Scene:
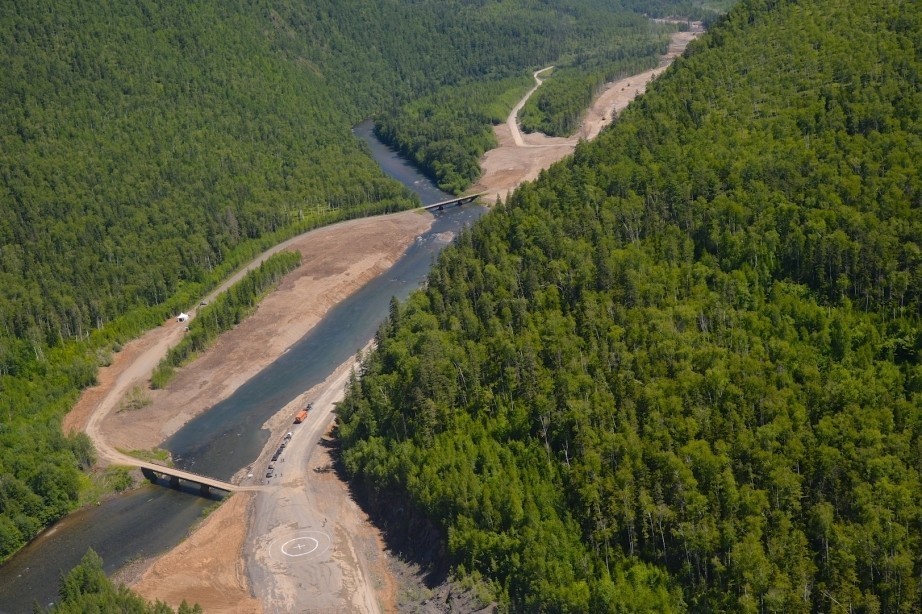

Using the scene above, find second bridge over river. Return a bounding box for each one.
[422,193,484,211]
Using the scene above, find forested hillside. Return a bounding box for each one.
[0,0,697,562]
[339,0,922,610]
[376,0,727,192]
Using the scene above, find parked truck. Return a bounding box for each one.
[294,401,314,424]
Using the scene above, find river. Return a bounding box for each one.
[0,120,484,613]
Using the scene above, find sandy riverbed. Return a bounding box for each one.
[64,210,433,611]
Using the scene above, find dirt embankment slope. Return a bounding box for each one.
[131,493,260,613]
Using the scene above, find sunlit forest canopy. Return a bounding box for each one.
[339,0,922,610]
[0,0,715,562]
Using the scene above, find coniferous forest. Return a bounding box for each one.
[373,4,687,193]
[48,549,201,613]
[0,0,713,564]
[338,0,922,610]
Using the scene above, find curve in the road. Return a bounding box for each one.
[507,66,556,148]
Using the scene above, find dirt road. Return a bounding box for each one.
[244,355,390,613]
[472,25,703,203]
[66,210,433,612]
[507,67,553,147]
[64,23,703,613]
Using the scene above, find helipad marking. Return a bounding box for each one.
[269,530,332,562]
[282,536,320,557]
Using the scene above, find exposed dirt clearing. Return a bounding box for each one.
[243,353,396,612]
[472,25,702,203]
[132,493,261,613]
[579,28,702,141]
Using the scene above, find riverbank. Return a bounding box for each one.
[128,493,260,613]
[61,24,703,612]
[63,209,433,611]
[66,210,433,453]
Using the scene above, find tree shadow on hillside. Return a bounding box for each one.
[318,430,450,590]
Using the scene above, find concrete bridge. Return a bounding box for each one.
[139,463,239,496]
[422,193,484,212]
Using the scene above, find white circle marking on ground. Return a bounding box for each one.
[268,530,332,563]
[282,536,320,557]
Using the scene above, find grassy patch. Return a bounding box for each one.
[199,499,225,521]
[117,385,152,413]
[120,447,172,465]
[453,570,500,608]
[77,466,137,506]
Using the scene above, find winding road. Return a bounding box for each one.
[74,22,704,611]
[507,66,554,147]
[82,247,302,488]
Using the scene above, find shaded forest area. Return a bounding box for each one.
[339,0,921,610]
[0,0,703,562]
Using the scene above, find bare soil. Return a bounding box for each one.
[472,26,703,203]
[96,210,432,453]
[131,494,261,613]
[63,25,702,612]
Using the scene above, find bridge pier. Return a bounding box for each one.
[200,484,211,496]
[170,475,180,489]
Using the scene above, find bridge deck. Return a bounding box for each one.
[139,461,238,492]
[422,193,485,211]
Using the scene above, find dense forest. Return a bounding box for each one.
[517,43,665,138]
[339,0,922,610]
[0,0,713,563]
[375,1,730,192]
[374,75,535,194]
[43,549,201,613]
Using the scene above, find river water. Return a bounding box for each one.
[0,120,484,613]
